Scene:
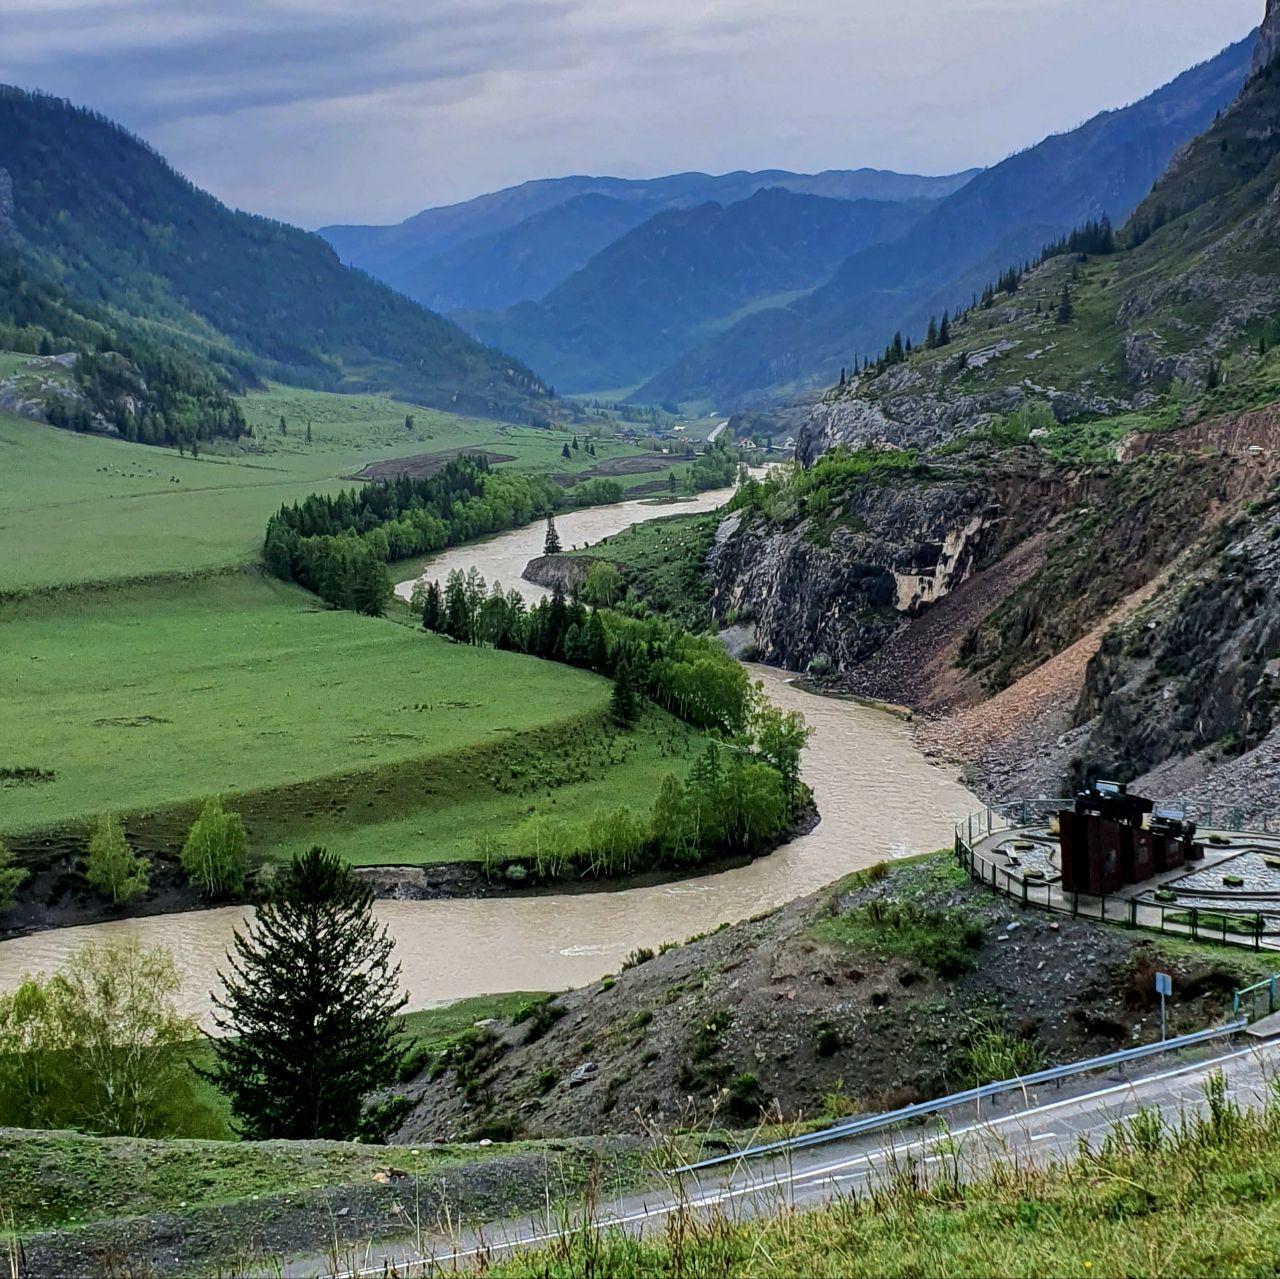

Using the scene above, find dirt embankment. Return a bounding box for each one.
[355,450,516,481]
[394,856,1257,1144]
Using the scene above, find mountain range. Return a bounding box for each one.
[0,87,551,427]
[320,29,1257,410]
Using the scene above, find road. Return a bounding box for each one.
[282,1037,1280,1277]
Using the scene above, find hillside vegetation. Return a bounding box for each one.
[0,87,550,425]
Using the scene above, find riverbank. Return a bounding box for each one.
[0,804,820,942]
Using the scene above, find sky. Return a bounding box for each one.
[0,0,1262,229]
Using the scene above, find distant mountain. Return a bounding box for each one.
[319,168,978,311]
[457,189,934,394]
[639,31,1258,408]
[0,87,551,425]
[387,194,666,314]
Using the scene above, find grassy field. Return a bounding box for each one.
[0,383,693,595]
[0,572,707,861]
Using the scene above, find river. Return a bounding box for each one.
[0,489,978,1025]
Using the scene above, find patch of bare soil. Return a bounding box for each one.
[355,450,516,482]
[394,857,1252,1144]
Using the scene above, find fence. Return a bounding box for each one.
[956,806,1273,952]
[1235,975,1280,1023]
[671,1020,1247,1174]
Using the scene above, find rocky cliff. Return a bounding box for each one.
[1254,0,1280,76]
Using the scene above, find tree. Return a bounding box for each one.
[442,569,471,642]
[938,311,952,347]
[668,471,678,493]
[421,580,443,632]
[208,846,406,1140]
[0,840,26,912]
[750,702,812,805]
[1057,282,1074,324]
[572,435,581,451]
[610,658,640,726]
[305,422,312,445]
[583,560,625,608]
[544,515,562,556]
[84,814,149,904]
[279,414,287,436]
[562,442,572,461]
[352,551,392,618]
[405,414,415,431]
[0,939,198,1137]
[181,798,248,897]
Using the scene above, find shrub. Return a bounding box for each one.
[180,797,248,897]
[0,840,27,911]
[84,814,148,905]
[814,1020,842,1058]
[726,1072,767,1121]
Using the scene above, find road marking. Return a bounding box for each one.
[330,1043,1273,1279]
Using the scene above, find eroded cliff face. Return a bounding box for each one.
[707,468,1058,673]
[1254,0,1280,77]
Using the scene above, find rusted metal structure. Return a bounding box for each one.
[1059,782,1202,895]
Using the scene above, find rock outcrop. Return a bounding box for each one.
[1253,0,1280,77]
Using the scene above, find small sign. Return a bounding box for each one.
[1156,972,1173,997]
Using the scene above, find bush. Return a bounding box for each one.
[180,797,248,897]
[727,1072,767,1121]
[84,814,149,904]
[0,840,27,911]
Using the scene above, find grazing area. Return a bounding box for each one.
[0,390,690,595]
[0,571,710,868]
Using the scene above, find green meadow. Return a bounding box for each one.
[1,572,704,860]
[0,380,688,595]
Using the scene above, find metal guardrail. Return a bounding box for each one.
[671,1021,1247,1175]
[1235,975,1280,1022]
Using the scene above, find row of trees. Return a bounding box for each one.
[416,569,756,735]
[263,456,624,615]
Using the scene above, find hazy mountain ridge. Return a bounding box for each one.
[319,167,978,314]
[456,188,934,394]
[639,31,1259,408]
[0,87,551,424]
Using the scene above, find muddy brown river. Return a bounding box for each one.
[0,490,978,1025]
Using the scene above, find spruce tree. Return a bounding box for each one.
[421,580,443,632]
[1057,282,1074,324]
[562,442,572,460]
[610,658,640,726]
[85,813,149,904]
[353,552,391,618]
[925,317,939,349]
[938,312,951,347]
[208,846,406,1140]
[544,516,562,556]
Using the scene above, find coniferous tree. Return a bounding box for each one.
[421,580,443,632]
[208,846,406,1140]
[561,442,572,460]
[925,317,939,349]
[544,515,562,556]
[304,423,312,445]
[938,311,951,347]
[85,813,149,904]
[442,570,471,642]
[610,657,640,726]
[1057,282,1074,324]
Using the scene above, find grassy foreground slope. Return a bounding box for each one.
[0,572,706,861]
[490,1081,1280,1278]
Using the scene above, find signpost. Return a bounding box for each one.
[1156,971,1173,1040]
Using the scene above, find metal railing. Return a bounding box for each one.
[956,807,1276,952]
[672,1021,1247,1175]
[1235,975,1280,1023]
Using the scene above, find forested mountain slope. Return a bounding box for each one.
[641,31,1258,408]
[0,88,551,425]
[460,189,932,394]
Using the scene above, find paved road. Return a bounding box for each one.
[285,1039,1280,1278]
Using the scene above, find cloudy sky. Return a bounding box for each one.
[1,0,1262,229]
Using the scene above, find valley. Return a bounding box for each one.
[4,5,1280,1276]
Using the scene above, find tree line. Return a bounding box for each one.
[262,455,623,615]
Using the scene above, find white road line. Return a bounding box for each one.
[331,1043,1272,1279]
